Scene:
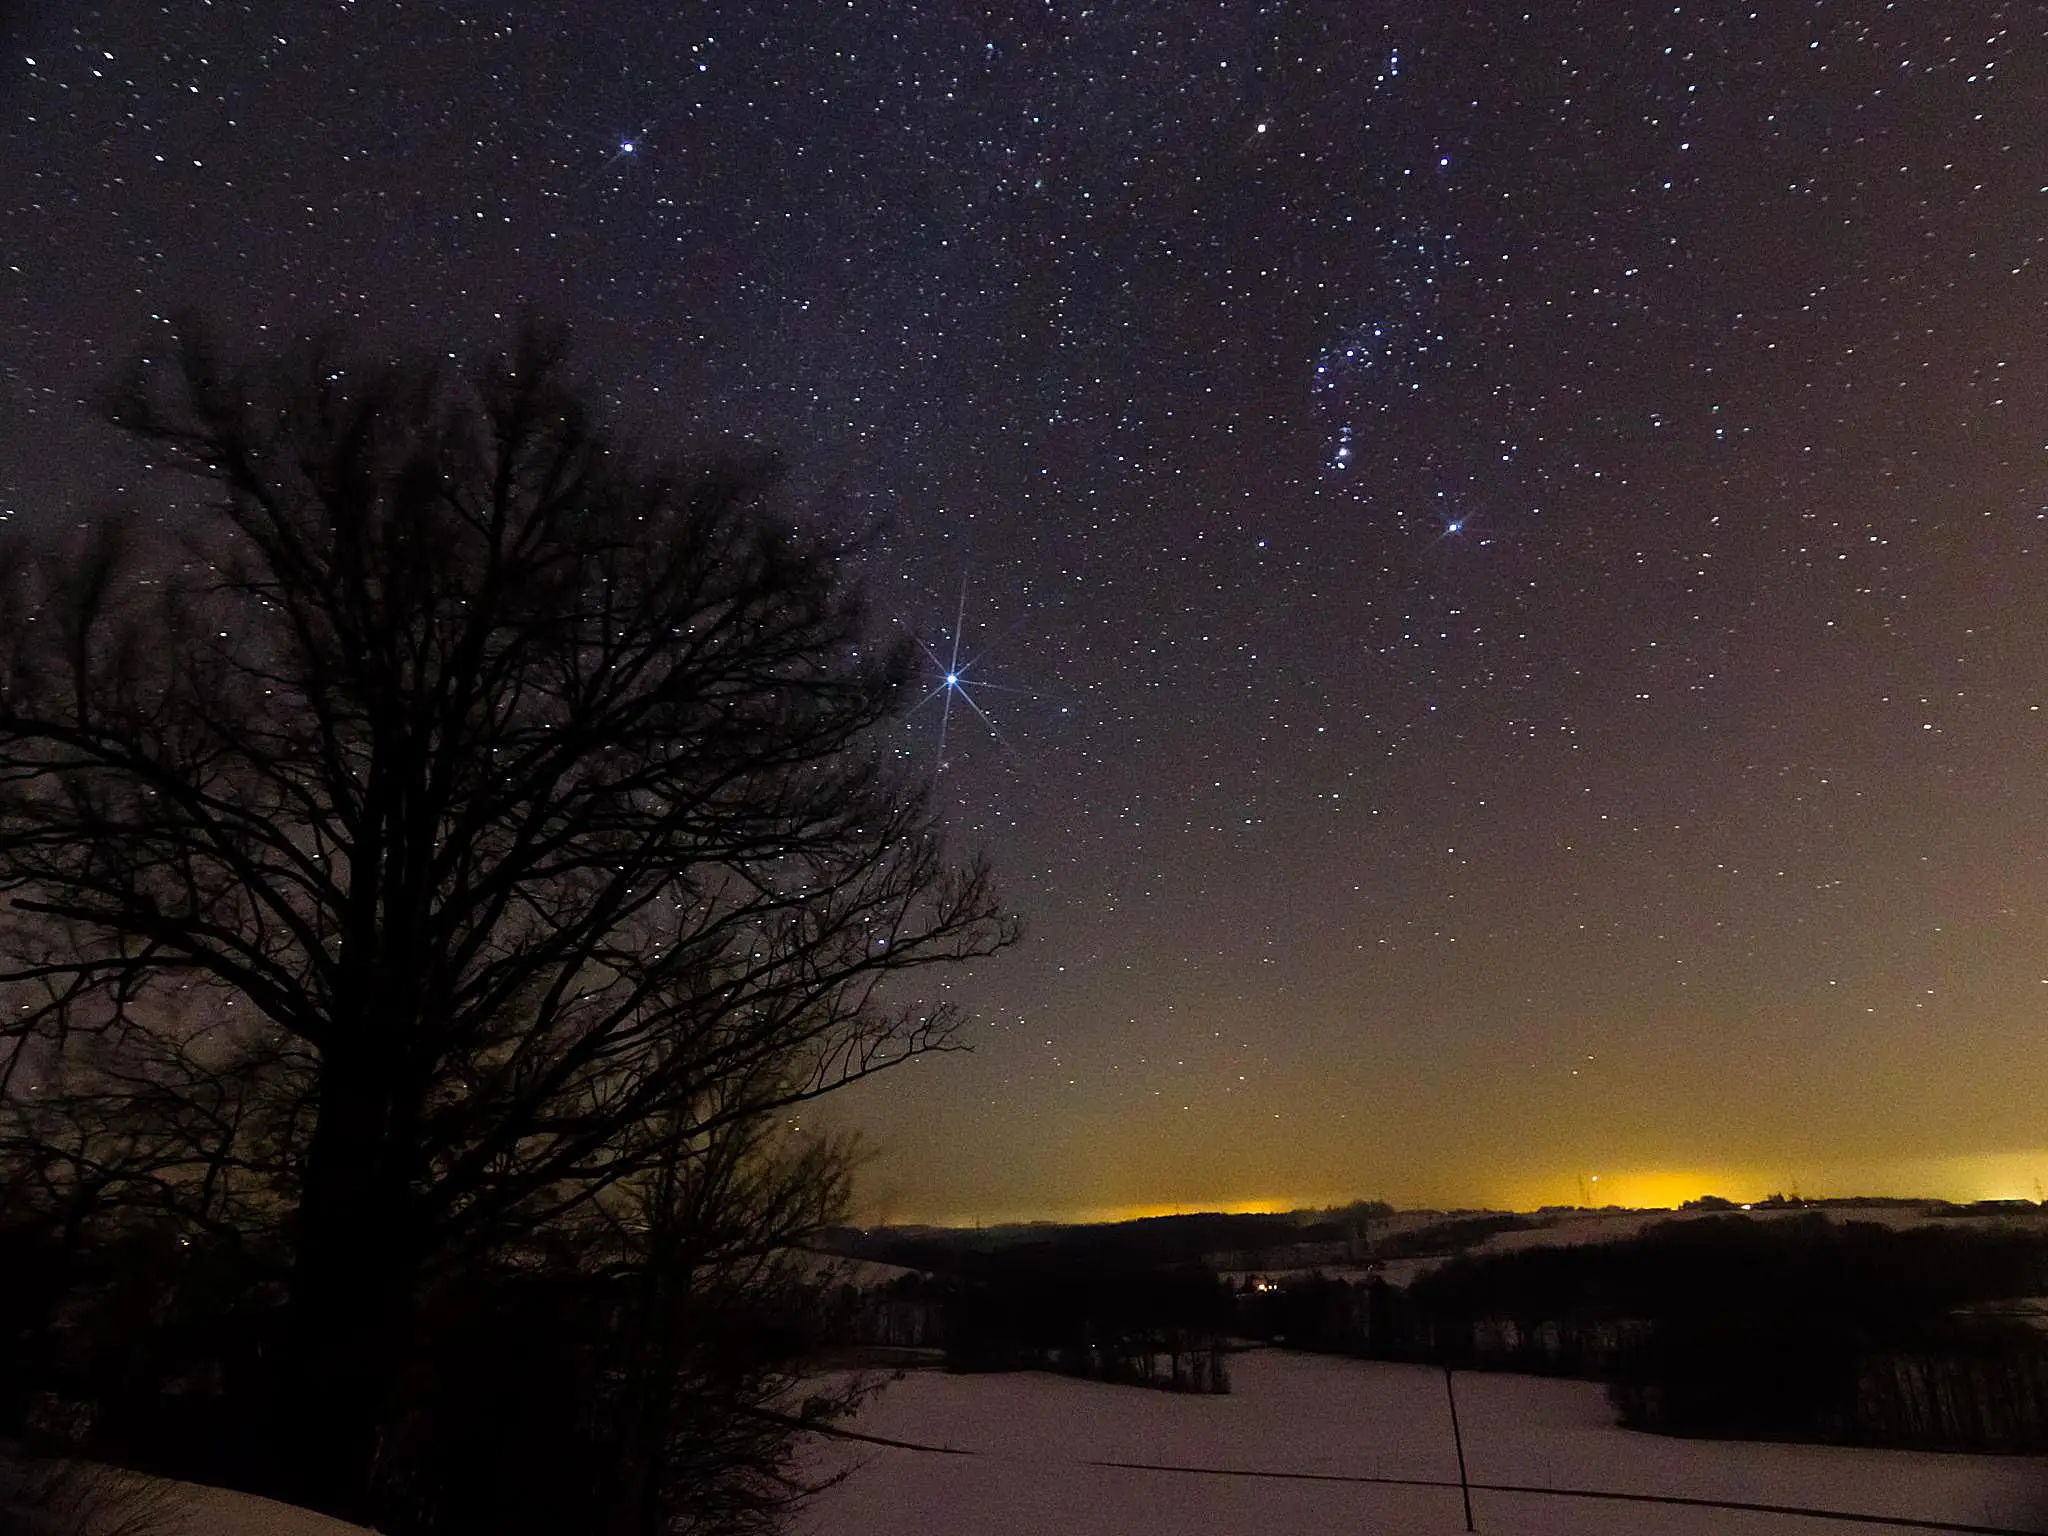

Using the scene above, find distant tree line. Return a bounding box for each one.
[939,1255,1233,1393]
[1238,1215,2048,1452]
[825,1229,1240,1395]
[834,1205,1394,1272]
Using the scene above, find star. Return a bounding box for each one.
[902,577,1063,787]
[906,579,1006,783]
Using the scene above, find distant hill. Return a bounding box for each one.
[822,1210,1359,1272]
[822,1196,2047,1279]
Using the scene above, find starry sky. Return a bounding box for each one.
[3,2,2045,1222]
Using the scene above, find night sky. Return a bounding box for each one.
[3,3,2045,1222]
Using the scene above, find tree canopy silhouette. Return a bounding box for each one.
[0,323,1014,1527]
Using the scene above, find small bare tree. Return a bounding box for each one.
[0,324,1014,1527]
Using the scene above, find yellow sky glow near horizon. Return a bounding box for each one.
[862,1146,2048,1228]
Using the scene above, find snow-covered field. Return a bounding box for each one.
[801,1349,2048,1535]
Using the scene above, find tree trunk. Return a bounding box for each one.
[276,1059,422,1522]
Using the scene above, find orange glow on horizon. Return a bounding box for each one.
[892,1194,1343,1229]
[864,1149,2048,1229]
[1489,1149,2048,1215]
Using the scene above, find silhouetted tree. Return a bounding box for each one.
[0,323,1014,1529]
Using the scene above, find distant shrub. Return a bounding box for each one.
[1607,1306,1866,1440]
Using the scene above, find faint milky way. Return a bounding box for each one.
[1,1,2044,1221]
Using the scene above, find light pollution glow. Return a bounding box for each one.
[865,1148,2048,1229]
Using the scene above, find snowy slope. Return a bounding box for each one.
[158,1484,374,1536]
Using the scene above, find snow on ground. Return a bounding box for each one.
[155,1483,373,1536]
[802,1349,2048,1536]
[0,1464,373,1536]
[29,1344,2046,1535]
